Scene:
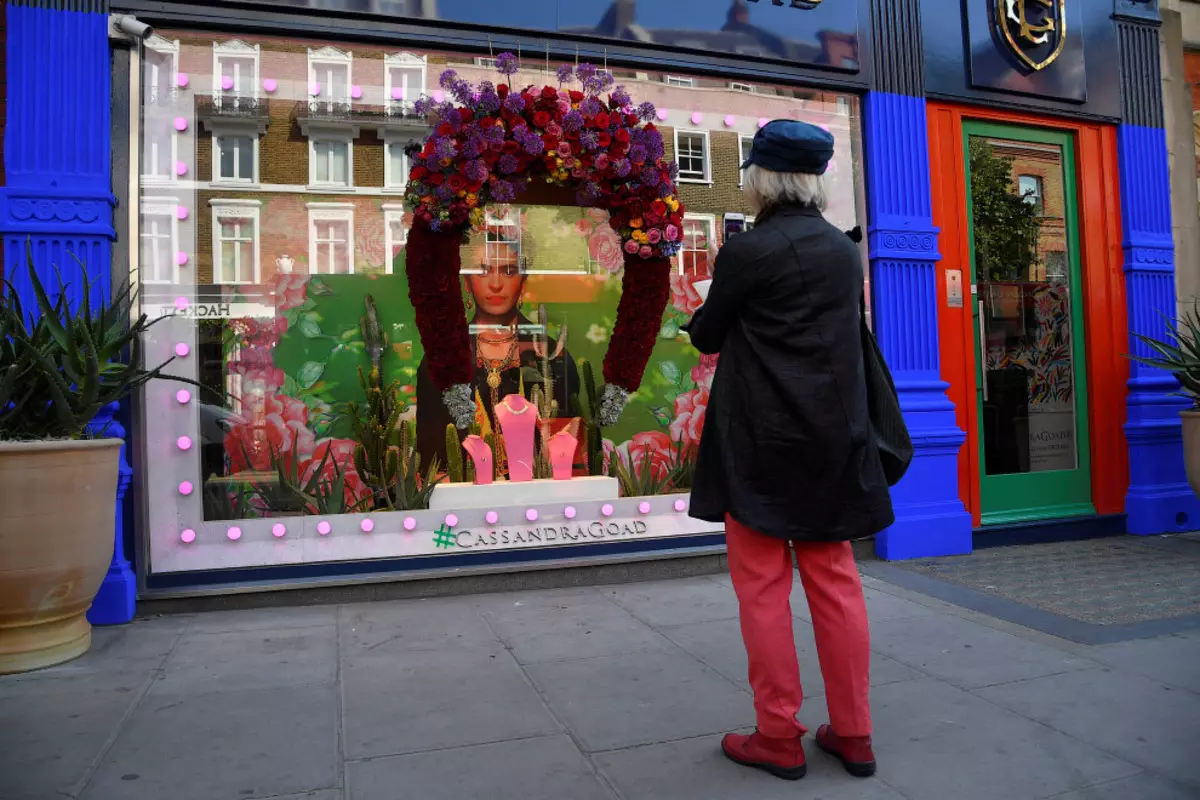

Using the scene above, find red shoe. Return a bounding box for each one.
[721,731,807,780]
[816,724,876,777]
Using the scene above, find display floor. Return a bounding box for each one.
[3,569,1198,799]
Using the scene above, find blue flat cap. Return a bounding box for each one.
[741,120,834,175]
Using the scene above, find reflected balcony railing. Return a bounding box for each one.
[197,93,270,119]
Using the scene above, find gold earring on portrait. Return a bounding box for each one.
[464,292,474,311]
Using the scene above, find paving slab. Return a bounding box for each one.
[791,584,941,625]
[150,626,338,696]
[1088,631,1200,693]
[339,596,498,655]
[346,735,613,800]
[603,576,741,627]
[869,611,1096,689]
[188,604,337,634]
[1045,772,1200,800]
[976,666,1200,789]
[659,615,922,699]
[525,647,754,752]
[481,590,673,664]
[83,685,339,800]
[867,679,1140,799]
[341,644,560,759]
[0,675,150,800]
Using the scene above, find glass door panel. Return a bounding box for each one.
[963,122,1093,524]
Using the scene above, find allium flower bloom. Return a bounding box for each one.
[636,101,657,121]
[562,110,584,132]
[499,154,520,174]
[580,97,602,116]
[613,158,632,177]
[434,137,458,160]
[492,180,516,201]
[556,64,574,84]
[629,144,648,163]
[503,94,526,114]
[494,52,520,76]
[611,86,632,108]
[438,69,458,89]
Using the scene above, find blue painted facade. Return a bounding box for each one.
[0,0,1193,604]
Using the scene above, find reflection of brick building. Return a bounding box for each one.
[994,141,1068,282]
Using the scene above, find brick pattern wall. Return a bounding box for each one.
[995,143,1067,281]
[662,126,755,238]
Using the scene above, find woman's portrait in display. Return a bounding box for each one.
[415,207,580,468]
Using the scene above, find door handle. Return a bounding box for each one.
[978,299,988,403]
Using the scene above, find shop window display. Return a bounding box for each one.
[136,32,863,572]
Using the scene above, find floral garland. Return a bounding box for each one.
[404,53,684,428]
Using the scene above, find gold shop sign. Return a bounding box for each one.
[997,0,1067,72]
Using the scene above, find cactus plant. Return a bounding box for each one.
[445,423,465,483]
[579,359,605,476]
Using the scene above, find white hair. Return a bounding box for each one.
[742,164,828,214]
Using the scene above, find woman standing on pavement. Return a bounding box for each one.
[684,119,894,781]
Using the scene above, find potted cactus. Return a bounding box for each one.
[0,249,178,673]
[1129,302,1200,497]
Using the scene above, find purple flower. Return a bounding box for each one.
[499,154,520,174]
[523,136,545,156]
[492,180,516,202]
[503,94,526,114]
[434,137,458,160]
[556,64,575,85]
[659,182,675,198]
[435,184,456,201]
[463,137,485,159]
[478,90,501,113]
[465,159,489,182]
[413,97,435,115]
[645,134,665,161]
[643,168,661,187]
[610,86,631,108]
[444,108,463,127]
[579,97,602,117]
[667,162,679,180]
[439,69,458,90]
[575,63,597,83]
[584,70,614,95]
[580,130,599,150]
[613,158,631,177]
[494,52,520,77]
[484,125,506,143]
[636,102,657,121]
[629,144,648,163]
[562,110,584,132]
[583,181,601,200]
[451,79,474,105]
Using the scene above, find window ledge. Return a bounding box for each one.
[306,184,356,192]
[678,178,713,186]
[212,181,262,190]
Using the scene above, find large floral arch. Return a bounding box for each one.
[403,53,685,429]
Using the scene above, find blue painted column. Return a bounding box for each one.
[864,0,973,559]
[1115,5,1200,534]
[0,1,136,621]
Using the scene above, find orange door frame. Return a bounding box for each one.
[925,102,1129,526]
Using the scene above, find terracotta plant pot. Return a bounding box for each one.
[0,439,120,674]
[1181,410,1200,499]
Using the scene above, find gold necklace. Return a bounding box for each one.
[500,395,532,415]
[477,337,519,413]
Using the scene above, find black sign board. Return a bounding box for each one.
[964,0,1088,103]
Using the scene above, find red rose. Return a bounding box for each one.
[502,140,521,154]
[428,172,445,186]
[300,438,371,509]
[498,84,510,98]
[542,134,559,151]
[615,128,631,143]
[645,123,657,132]
[625,113,639,126]
[467,179,484,193]
[569,90,584,103]
[437,123,453,137]
[597,132,612,147]
[541,85,557,99]
[651,199,667,215]
[459,107,474,123]
[543,156,558,171]
[614,431,675,484]
[410,165,429,181]
[225,393,314,474]
[533,111,552,129]
[483,150,499,164]
[480,116,496,128]
[670,388,709,453]
[594,111,611,129]
[448,174,467,191]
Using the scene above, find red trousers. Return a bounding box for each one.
[725,514,872,739]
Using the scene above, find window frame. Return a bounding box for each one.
[383,137,410,191]
[210,199,262,285]
[212,39,261,108]
[211,128,260,185]
[307,202,356,276]
[1018,174,1045,214]
[664,74,695,87]
[483,207,522,273]
[139,198,180,285]
[729,81,755,93]
[307,46,354,109]
[383,51,427,116]
[144,34,180,107]
[739,134,755,187]
[382,203,407,275]
[674,129,712,184]
[679,213,716,279]
[308,133,355,188]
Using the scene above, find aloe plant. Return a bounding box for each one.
[579,359,605,476]
[1129,302,1200,408]
[0,244,182,440]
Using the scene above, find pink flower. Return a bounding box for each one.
[670,387,709,451]
[556,98,570,115]
[624,238,640,254]
[647,228,662,244]
[639,245,653,258]
[563,156,578,169]
[602,438,617,475]
[691,353,719,392]
[575,217,593,236]
[586,208,610,224]
[664,224,680,242]
[225,392,314,474]
[595,154,611,170]
[588,225,625,273]
[572,167,587,179]
[300,438,372,507]
[615,431,675,483]
[270,272,308,311]
[546,122,563,138]
[670,270,705,315]
[557,142,572,157]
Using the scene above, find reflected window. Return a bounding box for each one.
[665,75,695,87]
[143,118,176,182]
[213,40,260,109]
[385,141,409,189]
[739,135,754,186]
[730,82,755,93]
[680,215,714,279]
[310,138,352,187]
[1019,174,1044,214]
[308,204,354,274]
[211,200,261,284]
[215,134,257,183]
[383,205,408,274]
[676,130,711,183]
[140,200,179,285]
[485,208,522,269]
[384,52,426,117]
[308,46,353,112]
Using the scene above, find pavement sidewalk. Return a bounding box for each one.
[2,567,1198,800]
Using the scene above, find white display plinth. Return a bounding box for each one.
[429,476,620,511]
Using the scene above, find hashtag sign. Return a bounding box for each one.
[433,524,456,549]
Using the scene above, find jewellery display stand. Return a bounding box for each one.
[428,475,620,511]
[462,435,494,485]
[494,394,538,483]
[541,418,581,481]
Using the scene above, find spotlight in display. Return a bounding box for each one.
[272,523,287,538]
[403,516,417,531]
[173,116,188,131]
[485,510,499,525]
[178,481,193,495]
[564,506,577,520]
[525,508,538,522]
[690,112,703,125]
[175,250,189,265]
[350,85,362,99]
[176,205,189,220]
[176,435,192,451]
[180,528,196,543]
[444,513,458,527]
[724,115,736,127]
[174,342,191,358]
[360,518,375,533]
[175,73,189,88]
[263,78,278,93]
[175,389,191,404]
[317,521,332,535]
[638,501,652,514]
[227,526,242,541]
[175,162,188,177]
[674,498,687,512]
[601,504,614,517]
[174,297,189,311]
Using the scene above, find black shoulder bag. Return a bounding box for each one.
[859,293,913,486]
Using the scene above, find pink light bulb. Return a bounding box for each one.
[758,117,769,129]
[221,75,234,91]
[674,498,687,512]
[403,516,417,531]
[444,513,458,528]
[272,523,287,538]
[174,342,191,358]
[180,528,196,543]
[525,508,538,522]
[350,84,363,99]
[176,73,190,89]
[178,481,194,495]
[176,435,192,451]
[432,90,445,103]
[309,81,321,97]
[317,521,332,535]
[564,506,577,520]
[176,206,189,221]
[656,108,669,121]
[360,518,375,533]
[174,296,189,312]
[263,78,278,93]
[724,114,736,127]
[175,161,188,177]
[176,389,191,404]
[638,501,652,514]
[175,251,189,266]
[485,510,499,525]
[173,116,188,132]
[601,503,614,517]
[690,111,703,125]
[227,526,242,541]
[391,87,405,100]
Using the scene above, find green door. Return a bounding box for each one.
[962,121,1093,525]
